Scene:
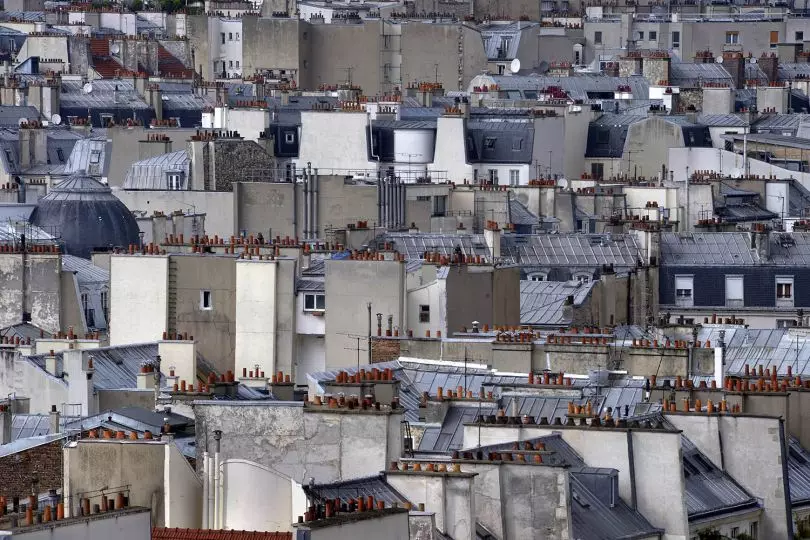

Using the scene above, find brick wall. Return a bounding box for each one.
[0,439,63,500]
[371,337,401,363]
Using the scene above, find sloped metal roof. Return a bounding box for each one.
[681,435,759,519]
[11,414,51,440]
[61,254,110,284]
[508,198,538,226]
[660,231,810,266]
[305,473,411,506]
[123,149,190,190]
[697,114,748,127]
[0,322,51,341]
[789,436,810,507]
[465,433,585,467]
[0,433,67,458]
[418,403,498,452]
[27,343,161,390]
[520,280,594,326]
[670,62,733,87]
[570,468,664,540]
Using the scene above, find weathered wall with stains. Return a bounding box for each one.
[0,253,61,333]
[193,402,403,484]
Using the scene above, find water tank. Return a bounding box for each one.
[393,128,435,164]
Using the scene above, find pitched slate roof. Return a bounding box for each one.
[465,433,585,467]
[418,403,498,453]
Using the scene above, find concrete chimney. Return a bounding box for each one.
[49,405,60,434]
[45,350,61,378]
[0,403,11,445]
[137,365,155,390]
[158,338,197,386]
[484,221,501,260]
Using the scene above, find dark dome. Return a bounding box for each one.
[30,174,141,258]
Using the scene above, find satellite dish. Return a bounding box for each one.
[51,113,61,125]
[83,82,93,94]
[715,56,724,64]
[510,58,521,74]
[750,57,758,64]
[17,117,27,126]
[110,43,120,55]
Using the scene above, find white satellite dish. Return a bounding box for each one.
[750,57,758,64]
[510,58,521,74]
[83,82,93,94]
[110,43,120,56]
[715,56,724,64]
[17,117,27,126]
[51,113,61,125]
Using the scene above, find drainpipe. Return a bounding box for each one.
[207,448,215,528]
[626,430,637,510]
[307,162,314,240]
[313,168,319,238]
[202,450,209,529]
[303,166,309,239]
[377,171,382,226]
[381,177,388,230]
[292,163,298,238]
[398,179,405,229]
[20,233,25,321]
[213,430,222,529]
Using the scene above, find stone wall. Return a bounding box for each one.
[0,438,63,499]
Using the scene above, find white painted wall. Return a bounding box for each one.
[473,164,531,186]
[406,279,447,338]
[222,459,294,532]
[213,107,270,142]
[394,129,435,164]
[109,255,168,346]
[430,116,474,183]
[0,351,68,414]
[235,260,278,378]
[295,293,325,335]
[100,13,138,35]
[208,17,243,78]
[158,340,197,387]
[298,111,374,173]
[164,443,202,528]
[295,334,325,385]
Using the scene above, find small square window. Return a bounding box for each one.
[672,30,680,48]
[636,31,644,41]
[221,33,226,44]
[649,31,657,40]
[512,138,523,151]
[726,31,739,44]
[201,290,212,310]
[419,304,430,323]
[89,150,101,164]
[777,276,794,306]
[797,31,804,41]
[228,32,233,40]
[235,61,240,69]
[284,131,295,144]
[236,33,240,40]
[304,293,325,311]
[509,169,520,186]
[484,137,496,149]
[229,60,233,68]
[594,31,602,44]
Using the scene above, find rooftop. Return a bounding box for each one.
[520,280,595,326]
[660,231,810,266]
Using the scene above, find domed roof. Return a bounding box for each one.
[30,174,141,258]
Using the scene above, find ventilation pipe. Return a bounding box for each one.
[202,449,209,529]
[377,170,383,226]
[292,163,298,238]
[213,430,222,529]
[714,330,726,388]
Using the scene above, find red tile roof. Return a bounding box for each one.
[92,56,125,78]
[90,38,109,56]
[152,529,292,540]
[157,45,195,79]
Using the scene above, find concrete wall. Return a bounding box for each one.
[109,255,168,346]
[386,472,475,540]
[193,403,403,484]
[12,509,151,540]
[668,413,792,539]
[305,510,411,540]
[164,442,202,528]
[324,259,405,369]
[173,255,236,375]
[460,424,689,540]
[297,111,373,172]
[0,349,68,414]
[114,189,235,238]
[0,253,62,334]
[106,128,197,187]
[241,17,306,86]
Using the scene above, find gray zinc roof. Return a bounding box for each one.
[466,433,585,467]
[681,434,759,520]
[305,474,411,506]
[660,231,810,266]
[508,198,539,227]
[570,468,664,540]
[520,280,595,326]
[670,62,733,87]
[789,436,810,507]
[123,149,190,190]
[417,403,498,453]
[61,254,110,284]
[27,343,162,390]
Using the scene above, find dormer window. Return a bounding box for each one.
[167,172,184,190]
[484,137,496,149]
[89,150,101,164]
